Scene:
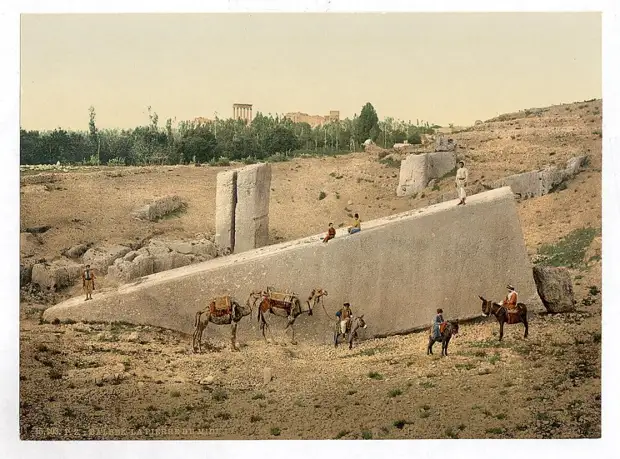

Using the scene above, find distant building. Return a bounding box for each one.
[284,110,340,128]
[193,117,212,124]
[233,103,253,124]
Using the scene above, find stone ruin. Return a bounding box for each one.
[406,155,589,207]
[131,195,185,221]
[434,135,457,152]
[489,156,588,200]
[396,151,456,197]
[215,163,272,254]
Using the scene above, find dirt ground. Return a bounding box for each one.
[19,99,602,439]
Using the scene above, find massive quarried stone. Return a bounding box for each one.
[427,151,457,179]
[532,266,576,313]
[214,170,237,253]
[234,163,272,253]
[32,258,83,291]
[397,154,428,196]
[82,244,132,274]
[397,151,456,197]
[44,187,543,344]
[214,163,272,254]
[107,238,218,284]
[486,155,588,199]
[131,195,185,222]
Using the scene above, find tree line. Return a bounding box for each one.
[20,102,440,166]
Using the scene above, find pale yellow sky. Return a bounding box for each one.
[20,13,601,130]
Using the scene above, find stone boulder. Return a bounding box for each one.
[20,173,58,186]
[82,244,132,274]
[62,243,90,259]
[427,151,456,179]
[234,163,272,253]
[397,154,428,197]
[131,195,185,221]
[20,232,41,258]
[532,266,576,313]
[107,238,219,283]
[20,263,33,287]
[31,258,83,291]
[215,170,238,253]
[565,155,588,176]
[108,254,155,283]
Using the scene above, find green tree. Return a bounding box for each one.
[355,102,379,144]
[88,106,100,163]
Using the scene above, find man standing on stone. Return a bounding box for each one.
[82,264,96,301]
[455,161,469,205]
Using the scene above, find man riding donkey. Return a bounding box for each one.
[336,302,354,335]
[501,284,519,312]
[431,308,446,340]
[82,264,96,301]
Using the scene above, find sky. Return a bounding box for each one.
[19,12,601,131]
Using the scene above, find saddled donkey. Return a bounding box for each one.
[192,296,252,352]
[248,288,327,344]
[427,320,459,356]
[478,295,528,341]
[334,315,367,350]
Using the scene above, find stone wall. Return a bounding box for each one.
[44,187,542,345]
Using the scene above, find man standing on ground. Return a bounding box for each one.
[455,161,469,206]
[82,264,96,301]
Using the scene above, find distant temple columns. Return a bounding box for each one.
[233,103,253,124]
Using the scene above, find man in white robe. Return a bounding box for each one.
[455,161,469,205]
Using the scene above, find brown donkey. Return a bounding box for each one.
[478,295,528,341]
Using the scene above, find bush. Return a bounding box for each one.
[107,157,125,166]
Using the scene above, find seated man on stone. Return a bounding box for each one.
[347,213,361,234]
[500,285,518,311]
[322,222,336,243]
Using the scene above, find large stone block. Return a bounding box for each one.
[397,154,428,197]
[32,258,83,291]
[108,254,155,283]
[215,170,237,252]
[539,167,567,195]
[131,195,184,221]
[565,156,588,176]
[44,187,542,344]
[427,151,456,179]
[234,163,272,253]
[493,170,541,199]
[82,244,131,275]
[532,266,576,313]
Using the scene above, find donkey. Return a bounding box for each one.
[248,288,327,344]
[192,297,252,353]
[334,315,367,350]
[427,320,459,356]
[478,295,528,341]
